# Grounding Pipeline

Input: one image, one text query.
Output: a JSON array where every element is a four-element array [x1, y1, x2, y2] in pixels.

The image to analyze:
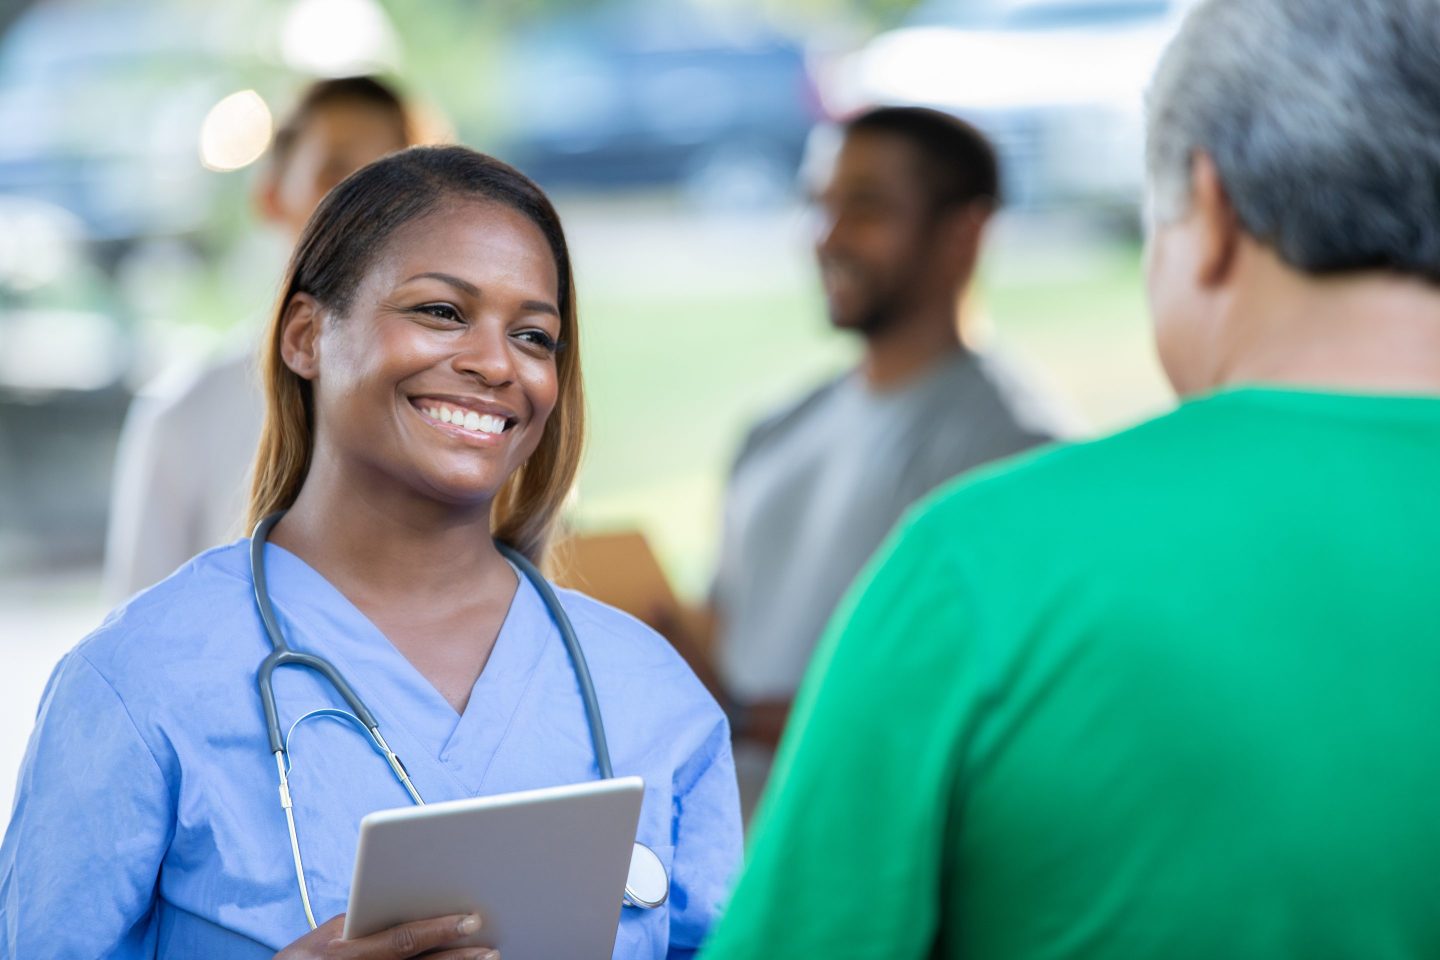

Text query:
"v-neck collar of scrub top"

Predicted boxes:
[[257, 541, 552, 797]]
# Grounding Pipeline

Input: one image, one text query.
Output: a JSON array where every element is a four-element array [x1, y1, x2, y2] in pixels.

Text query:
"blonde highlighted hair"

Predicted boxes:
[[247, 146, 584, 564]]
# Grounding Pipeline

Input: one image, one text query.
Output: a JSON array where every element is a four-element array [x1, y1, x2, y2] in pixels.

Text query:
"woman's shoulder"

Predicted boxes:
[[78, 539, 261, 680], [552, 587, 680, 664], [552, 588, 722, 713]]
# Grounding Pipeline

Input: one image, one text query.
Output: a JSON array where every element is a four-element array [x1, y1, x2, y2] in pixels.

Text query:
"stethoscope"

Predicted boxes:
[[250, 511, 670, 930]]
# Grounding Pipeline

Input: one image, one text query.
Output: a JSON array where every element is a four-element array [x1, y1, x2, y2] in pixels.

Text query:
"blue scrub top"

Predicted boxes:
[[0, 541, 742, 959]]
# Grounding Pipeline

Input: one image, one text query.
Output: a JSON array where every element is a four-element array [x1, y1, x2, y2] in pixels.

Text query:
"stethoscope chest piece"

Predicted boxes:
[[623, 841, 669, 909]]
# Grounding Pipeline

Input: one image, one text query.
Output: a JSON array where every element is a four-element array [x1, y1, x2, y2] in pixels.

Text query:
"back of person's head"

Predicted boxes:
[[249, 145, 583, 562], [844, 106, 1001, 217], [259, 75, 421, 238], [1147, 0, 1440, 282], [272, 75, 415, 166]]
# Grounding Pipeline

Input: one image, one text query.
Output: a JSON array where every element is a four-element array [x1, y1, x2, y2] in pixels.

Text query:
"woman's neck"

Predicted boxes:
[[269, 467, 508, 607]]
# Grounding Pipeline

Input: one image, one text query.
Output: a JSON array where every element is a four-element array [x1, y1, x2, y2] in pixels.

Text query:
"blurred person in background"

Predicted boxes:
[[104, 76, 419, 601], [1, 146, 740, 959], [676, 107, 1070, 812], [698, 0, 1440, 956]]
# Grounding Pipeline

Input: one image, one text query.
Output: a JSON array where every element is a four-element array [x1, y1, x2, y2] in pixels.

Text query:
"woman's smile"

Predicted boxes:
[[409, 395, 518, 446]]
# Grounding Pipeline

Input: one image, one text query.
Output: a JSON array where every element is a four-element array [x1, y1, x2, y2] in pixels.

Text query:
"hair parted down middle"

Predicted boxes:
[[246, 145, 585, 564]]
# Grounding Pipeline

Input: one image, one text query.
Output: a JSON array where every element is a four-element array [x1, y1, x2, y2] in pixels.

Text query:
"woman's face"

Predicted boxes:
[[294, 200, 563, 509]]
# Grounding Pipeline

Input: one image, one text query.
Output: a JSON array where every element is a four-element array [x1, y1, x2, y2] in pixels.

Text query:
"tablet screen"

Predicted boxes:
[[343, 777, 644, 958]]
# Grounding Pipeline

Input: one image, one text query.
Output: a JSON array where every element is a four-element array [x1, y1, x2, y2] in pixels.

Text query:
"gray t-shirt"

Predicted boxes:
[[712, 348, 1071, 702]]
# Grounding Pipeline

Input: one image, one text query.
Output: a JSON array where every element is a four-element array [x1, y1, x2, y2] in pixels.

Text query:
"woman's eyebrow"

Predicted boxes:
[[401, 272, 559, 316], [401, 271, 481, 297], [520, 299, 561, 317]]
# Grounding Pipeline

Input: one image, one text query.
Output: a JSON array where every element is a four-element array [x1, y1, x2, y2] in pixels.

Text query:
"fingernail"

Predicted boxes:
[[458, 913, 481, 935]]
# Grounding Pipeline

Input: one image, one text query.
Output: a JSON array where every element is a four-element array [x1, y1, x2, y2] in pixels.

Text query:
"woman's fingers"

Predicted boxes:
[[346, 912, 483, 959], [272, 911, 492, 959], [273, 914, 347, 958]]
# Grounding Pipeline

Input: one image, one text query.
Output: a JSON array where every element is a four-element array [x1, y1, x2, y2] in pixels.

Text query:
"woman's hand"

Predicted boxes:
[[273, 913, 497, 960]]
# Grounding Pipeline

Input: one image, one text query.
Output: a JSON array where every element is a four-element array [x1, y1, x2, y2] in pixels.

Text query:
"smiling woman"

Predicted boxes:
[[251, 147, 583, 564], [0, 147, 742, 960]]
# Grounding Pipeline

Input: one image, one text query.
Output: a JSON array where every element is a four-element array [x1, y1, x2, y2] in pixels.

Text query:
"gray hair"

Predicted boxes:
[[1146, 0, 1440, 282]]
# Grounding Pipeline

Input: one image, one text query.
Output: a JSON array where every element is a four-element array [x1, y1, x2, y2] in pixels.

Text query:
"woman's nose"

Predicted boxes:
[[451, 326, 515, 387]]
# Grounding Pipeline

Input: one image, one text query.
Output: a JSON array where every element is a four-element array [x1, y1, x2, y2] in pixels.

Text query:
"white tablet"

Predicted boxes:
[[343, 776, 644, 958]]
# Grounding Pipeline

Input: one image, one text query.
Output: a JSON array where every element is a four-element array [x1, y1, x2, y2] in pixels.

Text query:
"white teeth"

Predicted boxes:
[[422, 402, 509, 435]]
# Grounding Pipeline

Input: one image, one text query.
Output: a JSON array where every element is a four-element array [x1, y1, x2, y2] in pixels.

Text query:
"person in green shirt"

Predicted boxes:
[[698, 0, 1440, 957]]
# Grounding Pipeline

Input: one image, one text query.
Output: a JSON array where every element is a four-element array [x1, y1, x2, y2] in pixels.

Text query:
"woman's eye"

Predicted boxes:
[[415, 303, 463, 323], [515, 329, 559, 353]]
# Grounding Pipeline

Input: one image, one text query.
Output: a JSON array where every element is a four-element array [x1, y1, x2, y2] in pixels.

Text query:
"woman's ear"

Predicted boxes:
[[279, 293, 324, 381]]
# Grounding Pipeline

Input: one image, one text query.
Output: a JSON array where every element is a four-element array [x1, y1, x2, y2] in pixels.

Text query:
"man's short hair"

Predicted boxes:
[[270, 75, 412, 170], [844, 105, 1002, 214], [1147, 0, 1440, 283]]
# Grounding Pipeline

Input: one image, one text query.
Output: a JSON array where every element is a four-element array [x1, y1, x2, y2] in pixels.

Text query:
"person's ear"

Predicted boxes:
[[940, 201, 992, 282], [279, 293, 324, 381], [1190, 152, 1240, 289], [254, 166, 286, 226]]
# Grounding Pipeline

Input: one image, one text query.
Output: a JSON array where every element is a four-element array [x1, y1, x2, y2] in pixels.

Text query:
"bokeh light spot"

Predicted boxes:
[[199, 90, 273, 173]]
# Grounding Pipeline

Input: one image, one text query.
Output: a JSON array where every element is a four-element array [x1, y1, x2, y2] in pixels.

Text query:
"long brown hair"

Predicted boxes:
[[247, 146, 585, 563]]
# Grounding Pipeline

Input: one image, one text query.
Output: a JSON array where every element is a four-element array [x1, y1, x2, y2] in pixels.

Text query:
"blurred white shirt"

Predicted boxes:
[[104, 346, 263, 602]]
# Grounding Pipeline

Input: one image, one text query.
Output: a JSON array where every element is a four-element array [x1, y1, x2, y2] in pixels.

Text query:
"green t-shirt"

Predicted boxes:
[[699, 387, 1440, 959]]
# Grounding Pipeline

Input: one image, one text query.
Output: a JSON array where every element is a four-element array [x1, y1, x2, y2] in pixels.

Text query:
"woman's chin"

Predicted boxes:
[[408, 470, 509, 511]]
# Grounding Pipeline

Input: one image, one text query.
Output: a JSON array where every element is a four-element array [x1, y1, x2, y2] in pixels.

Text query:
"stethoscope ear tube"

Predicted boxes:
[[498, 542, 668, 908], [495, 541, 615, 782], [252, 514, 383, 743]]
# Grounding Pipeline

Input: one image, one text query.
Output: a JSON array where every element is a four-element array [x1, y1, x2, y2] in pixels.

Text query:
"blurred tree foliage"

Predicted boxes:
[[368, 0, 509, 141], [758, 0, 923, 28]]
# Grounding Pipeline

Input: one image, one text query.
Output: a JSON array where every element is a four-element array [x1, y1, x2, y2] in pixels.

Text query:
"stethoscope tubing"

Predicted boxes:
[[493, 541, 614, 780], [249, 510, 668, 920], [252, 512, 384, 752]]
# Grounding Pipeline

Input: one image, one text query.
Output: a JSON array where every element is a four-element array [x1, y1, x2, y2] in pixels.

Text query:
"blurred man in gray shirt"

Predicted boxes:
[[686, 107, 1074, 810]]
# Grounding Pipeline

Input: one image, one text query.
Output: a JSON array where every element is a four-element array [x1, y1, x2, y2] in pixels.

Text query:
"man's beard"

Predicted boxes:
[[836, 281, 908, 336], [821, 253, 925, 337], [853, 299, 898, 336]]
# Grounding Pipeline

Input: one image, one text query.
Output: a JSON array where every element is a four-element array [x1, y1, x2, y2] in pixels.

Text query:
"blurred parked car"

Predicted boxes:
[[834, 0, 1193, 214], [0, 0, 269, 571], [499, 5, 823, 209], [0, 196, 130, 569]]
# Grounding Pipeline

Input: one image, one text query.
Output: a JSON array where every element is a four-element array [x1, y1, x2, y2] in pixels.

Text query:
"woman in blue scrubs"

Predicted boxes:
[[0, 146, 741, 959]]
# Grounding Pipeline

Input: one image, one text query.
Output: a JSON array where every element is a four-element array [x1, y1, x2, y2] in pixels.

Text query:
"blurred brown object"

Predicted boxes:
[[551, 529, 679, 631], [553, 529, 728, 704]]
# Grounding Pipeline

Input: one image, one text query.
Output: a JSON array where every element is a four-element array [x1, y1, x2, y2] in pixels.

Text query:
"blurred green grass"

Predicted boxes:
[[571, 224, 1171, 595]]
